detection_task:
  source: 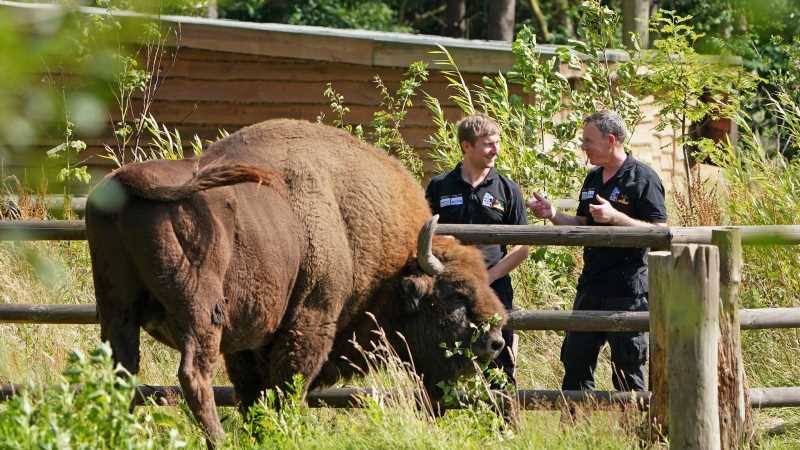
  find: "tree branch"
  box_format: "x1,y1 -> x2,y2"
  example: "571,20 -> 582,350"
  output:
527,0 -> 552,42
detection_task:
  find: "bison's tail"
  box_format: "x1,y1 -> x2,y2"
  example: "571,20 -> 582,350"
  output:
117,163 -> 285,202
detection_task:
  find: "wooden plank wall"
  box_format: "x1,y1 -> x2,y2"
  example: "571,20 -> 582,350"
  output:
150,47 -> 469,153
4,45 -> 683,195
8,47 -> 481,192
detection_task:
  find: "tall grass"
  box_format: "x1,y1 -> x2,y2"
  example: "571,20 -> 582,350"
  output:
226,315 -> 646,449
0,245 -> 188,388
688,77 -> 800,445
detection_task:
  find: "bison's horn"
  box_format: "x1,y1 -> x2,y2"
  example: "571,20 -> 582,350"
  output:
417,215 -> 445,275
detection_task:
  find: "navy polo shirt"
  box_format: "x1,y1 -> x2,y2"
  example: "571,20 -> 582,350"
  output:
576,156 -> 667,297
425,162 -> 528,269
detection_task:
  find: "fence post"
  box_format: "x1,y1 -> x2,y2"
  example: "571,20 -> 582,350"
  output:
648,249 -> 669,440
712,228 -> 753,448
650,245 -> 721,449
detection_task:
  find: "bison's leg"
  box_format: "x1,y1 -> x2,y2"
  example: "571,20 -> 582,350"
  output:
117,200 -> 231,445
169,280 -> 227,446
224,350 -> 267,415
87,216 -> 145,375
100,294 -> 143,375
261,306 -> 340,399
94,277 -> 144,374
178,326 -> 224,446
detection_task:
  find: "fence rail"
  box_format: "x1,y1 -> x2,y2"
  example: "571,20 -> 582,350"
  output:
4,304 -> 800,331
436,224 -> 800,247
0,220 -> 85,241
3,220 -> 800,246
0,304 -> 97,324
1,195 -> 87,213
1,384 -> 797,409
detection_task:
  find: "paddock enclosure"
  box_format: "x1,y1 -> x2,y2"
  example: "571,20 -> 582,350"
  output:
1,220 -> 799,447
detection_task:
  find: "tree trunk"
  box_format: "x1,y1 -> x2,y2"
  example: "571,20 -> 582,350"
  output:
553,0 -> 575,39
207,0 -> 218,19
488,0 -> 516,41
622,0 -> 650,48
446,0 -> 467,38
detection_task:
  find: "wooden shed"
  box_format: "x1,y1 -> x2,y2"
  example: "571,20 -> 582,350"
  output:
3,1 -> 688,194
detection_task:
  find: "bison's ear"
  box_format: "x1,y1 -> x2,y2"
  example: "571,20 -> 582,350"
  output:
400,274 -> 433,315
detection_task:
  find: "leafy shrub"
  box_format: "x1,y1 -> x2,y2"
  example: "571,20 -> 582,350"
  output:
0,343 -> 189,449
319,63 -> 428,180
425,0 -> 653,203
698,54 -> 800,422
425,37 -> 587,201
369,61 -> 429,180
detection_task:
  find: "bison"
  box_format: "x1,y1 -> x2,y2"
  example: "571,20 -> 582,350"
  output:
85,119 -> 508,443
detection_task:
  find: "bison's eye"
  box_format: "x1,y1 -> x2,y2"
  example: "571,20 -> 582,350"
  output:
446,305 -> 467,324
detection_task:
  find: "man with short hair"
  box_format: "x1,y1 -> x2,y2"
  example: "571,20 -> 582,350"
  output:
425,114 -> 529,386
528,111 -> 667,392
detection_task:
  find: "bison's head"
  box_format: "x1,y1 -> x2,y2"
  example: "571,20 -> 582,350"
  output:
394,215 -> 508,397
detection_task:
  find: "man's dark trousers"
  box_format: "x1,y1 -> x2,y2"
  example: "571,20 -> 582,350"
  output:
490,276 -> 516,386
560,290 -> 648,391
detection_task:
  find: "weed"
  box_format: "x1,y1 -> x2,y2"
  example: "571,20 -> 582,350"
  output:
0,342 -> 191,449
319,62 -> 429,180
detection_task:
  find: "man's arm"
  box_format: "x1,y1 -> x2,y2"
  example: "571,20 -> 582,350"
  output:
528,192 -> 588,225
487,244 -> 529,284
550,211 -> 588,226
529,193 -> 666,227
589,194 -> 667,227
487,181 -> 530,283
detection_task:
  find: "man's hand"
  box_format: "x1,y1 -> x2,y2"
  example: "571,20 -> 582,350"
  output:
588,195 -> 619,224
527,191 -> 556,220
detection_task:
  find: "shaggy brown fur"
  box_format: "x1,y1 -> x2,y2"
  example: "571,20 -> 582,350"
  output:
85,119 -> 508,444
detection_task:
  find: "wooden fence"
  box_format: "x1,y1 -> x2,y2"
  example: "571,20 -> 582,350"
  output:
4,303 -> 800,330
2,220 -> 800,448
3,220 -> 800,245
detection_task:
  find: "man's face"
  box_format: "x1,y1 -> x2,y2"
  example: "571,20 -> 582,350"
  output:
462,133 -> 500,170
581,123 -> 616,166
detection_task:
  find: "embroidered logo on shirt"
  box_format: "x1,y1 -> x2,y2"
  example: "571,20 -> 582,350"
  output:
580,189 -> 596,201
609,187 -> 630,205
481,192 -> 494,207
439,195 -> 463,207
491,199 -> 505,212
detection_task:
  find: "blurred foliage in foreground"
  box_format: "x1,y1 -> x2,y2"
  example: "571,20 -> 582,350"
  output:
0,0 -> 216,200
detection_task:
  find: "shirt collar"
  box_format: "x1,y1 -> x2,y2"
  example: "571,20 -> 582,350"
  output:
603,154 -> 636,181
456,162 -> 498,188
617,154 -> 636,175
